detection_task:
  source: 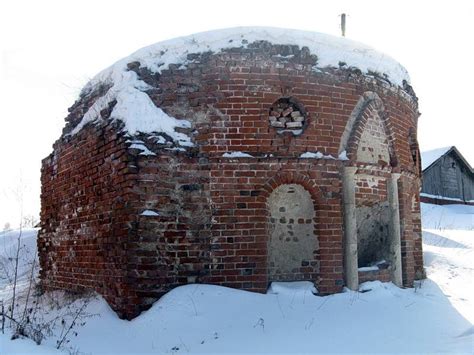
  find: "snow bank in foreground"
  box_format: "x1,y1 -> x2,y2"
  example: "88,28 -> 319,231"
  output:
70,27 -> 411,143
4,279 -> 471,354
421,202 -> 473,326
1,333 -> 61,354
3,204 -> 473,354
267,281 -> 317,295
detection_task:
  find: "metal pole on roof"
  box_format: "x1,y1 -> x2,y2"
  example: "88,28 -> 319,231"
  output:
340,13 -> 346,37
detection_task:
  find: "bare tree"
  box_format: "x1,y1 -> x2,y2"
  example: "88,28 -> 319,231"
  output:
9,180 -> 25,327
0,178 -> 94,352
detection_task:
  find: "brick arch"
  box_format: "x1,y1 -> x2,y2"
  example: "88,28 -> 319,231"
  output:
259,171 -> 341,292
339,92 -> 398,167
259,171 -> 322,204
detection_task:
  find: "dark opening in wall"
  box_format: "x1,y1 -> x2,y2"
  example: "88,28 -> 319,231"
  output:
408,127 -> 420,175
268,97 -> 307,135
356,201 -> 391,268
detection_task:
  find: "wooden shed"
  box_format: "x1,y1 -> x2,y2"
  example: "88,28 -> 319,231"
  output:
421,146 -> 474,205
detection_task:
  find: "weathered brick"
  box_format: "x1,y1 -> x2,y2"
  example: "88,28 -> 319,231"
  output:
39,39 -> 422,320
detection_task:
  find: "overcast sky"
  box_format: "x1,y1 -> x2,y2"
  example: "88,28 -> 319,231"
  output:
0,0 -> 473,228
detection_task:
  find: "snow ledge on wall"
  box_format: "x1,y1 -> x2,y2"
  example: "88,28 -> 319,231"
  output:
420,193 -> 464,202
222,152 -> 255,158
300,151 -> 337,159
140,210 -> 160,217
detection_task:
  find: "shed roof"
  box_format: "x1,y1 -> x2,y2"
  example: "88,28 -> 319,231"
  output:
421,146 -> 473,173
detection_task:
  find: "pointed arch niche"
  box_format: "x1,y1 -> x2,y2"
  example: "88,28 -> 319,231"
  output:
340,92 -> 403,291
339,92 -> 397,167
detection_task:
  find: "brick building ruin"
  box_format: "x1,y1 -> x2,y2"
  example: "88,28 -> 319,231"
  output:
38,27 -> 424,319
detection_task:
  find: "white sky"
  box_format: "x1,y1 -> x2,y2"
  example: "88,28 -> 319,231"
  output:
0,0 -> 473,228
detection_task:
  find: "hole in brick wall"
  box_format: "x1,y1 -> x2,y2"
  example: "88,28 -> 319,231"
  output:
268,97 -> 307,135
408,127 -> 420,172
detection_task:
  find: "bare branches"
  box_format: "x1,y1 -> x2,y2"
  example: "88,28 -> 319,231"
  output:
9,226 -> 22,326
56,299 -> 89,349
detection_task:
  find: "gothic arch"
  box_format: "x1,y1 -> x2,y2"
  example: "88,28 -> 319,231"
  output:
339,92 -> 398,166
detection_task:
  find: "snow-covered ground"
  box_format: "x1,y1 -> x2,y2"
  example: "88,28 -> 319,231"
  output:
421,203 -> 474,328
0,228 -> 38,300
1,203 -> 473,354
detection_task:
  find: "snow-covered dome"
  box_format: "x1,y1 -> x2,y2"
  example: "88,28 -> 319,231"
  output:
42,27 -> 424,320
69,27 -> 411,142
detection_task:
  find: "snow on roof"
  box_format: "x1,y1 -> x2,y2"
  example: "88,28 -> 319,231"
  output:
421,146 -> 452,170
71,27 -> 412,142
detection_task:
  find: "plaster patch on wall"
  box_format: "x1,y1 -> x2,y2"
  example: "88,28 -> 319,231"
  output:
267,184 -> 318,281
356,110 -> 390,164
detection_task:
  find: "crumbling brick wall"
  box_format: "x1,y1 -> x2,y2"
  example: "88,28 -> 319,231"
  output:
127,153 -> 213,313
39,41 -> 423,319
38,121 -> 140,316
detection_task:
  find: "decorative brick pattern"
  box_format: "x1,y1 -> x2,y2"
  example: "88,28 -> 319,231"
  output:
268,97 -> 307,133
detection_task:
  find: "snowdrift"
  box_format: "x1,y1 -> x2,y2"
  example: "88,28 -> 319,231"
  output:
1,204 -> 473,354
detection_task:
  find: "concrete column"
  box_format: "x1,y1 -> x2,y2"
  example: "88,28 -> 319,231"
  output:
342,166 -> 358,291
388,173 -> 403,287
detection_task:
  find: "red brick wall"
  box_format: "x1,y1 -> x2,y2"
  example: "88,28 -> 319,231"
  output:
398,174 -> 418,286
358,268 -> 391,284
38,122 -> 140,317
127,153 -> 213,312
355,172 -> 389,204
207,161 -> 344,295
412,192 -> 424,279
40,42 -> 422,318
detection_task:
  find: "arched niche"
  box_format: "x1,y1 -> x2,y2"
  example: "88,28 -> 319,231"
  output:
268,97 -> 308,136
266,184 -> 319,281
339,92 -> 397,166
